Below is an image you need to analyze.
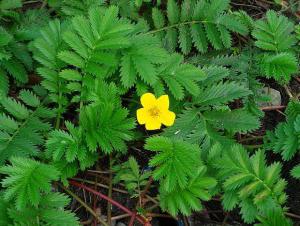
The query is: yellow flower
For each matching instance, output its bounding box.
[137,93,176,130]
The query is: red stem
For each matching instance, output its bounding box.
[129,212,137,226]
[69,180,150,225]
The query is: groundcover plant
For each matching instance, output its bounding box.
[0,0,300,225]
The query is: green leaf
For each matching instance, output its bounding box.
[59,70,82,81]
[260,52,298,83]
[0,114,18,132]
[159,166,216,216]
[58,51,85,68]
[204,109,260,133]
[0,157,60,210]
[167,0,180,24]
[0,0,22,10]
[178,25,192,54]
[1,60,28,83]
[195,82,252,106]
[0,97,29,120]
[253,10,296,52]
[19,90,40,107]
[145,136,201,192]
[152,8,165,29]
[291,165,300,179]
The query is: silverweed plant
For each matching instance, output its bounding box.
[0,0,300,225]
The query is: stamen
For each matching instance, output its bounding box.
[148,107,160,118]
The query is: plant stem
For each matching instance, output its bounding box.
[72,178,128,194]
[69,180,150,225]
[128,212,137,226]
[138,177,153,208]
[59,183,108,226]
[284,85,294,99]
[260,105,286,111]
[55,112,61,129]
[286,212,300,219]
[72,177,159,204]
[107,154,113,225]
[41,0,47,8]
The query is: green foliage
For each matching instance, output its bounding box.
[0,193,11,225]
[154,53,206,100]
[212,145,287,223]
[0,157,59,210]
[46,121,98,184]
[1,1,300,225]
[252,10,298,82]
[291,164,300,179]
[111,0,154,19]
[79,81,136,153]
[0,90,54,165]
[145,136,202,192]
[260,52,298,82]
[163,107,260,152]
[253,10,296,52]
[33,19,68,116]
[163,65,259,150]
[48,0,105,16]
[188,51,266,118]
[159,166,216,216]
[194,81,251,106]
[265,101,300,180]
[0,191,79,226]
[56,6,205,100]
[57,6,132,83]
[152,0,248,54]
[80,103,135,153]
[114,156,151,196]
[0,0,22,21]
[14,10,51,46]
[145,136,217,215]
[256,208,292,226]
[0,26,29,89]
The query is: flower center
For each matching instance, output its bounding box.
[148,107,160,118]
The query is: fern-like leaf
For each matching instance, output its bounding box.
[215,145,287,223]
[260,53,297,82]
[194,81,252,106]
[33,19,68,114]
[80,103,135,153]
[0,157,60,210]
[4,192,79,225]
[252,10,296,52]
[0,90,54,165]
[46,121,97,184]
[152,0,248,54]
[156,53,206,100]
[159,166,216,216]
[145,136,202,192]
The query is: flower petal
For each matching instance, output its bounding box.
[145,119,162,130]
[141,93,156,108]
[157,95,169,110]
[160,110,176,126]
[137,108,148,125]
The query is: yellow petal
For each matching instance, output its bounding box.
[137,108,148,125]
[141,93,156,108]
[160,110,176,126]
[157,95,169,110]
[145,119,162,130]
